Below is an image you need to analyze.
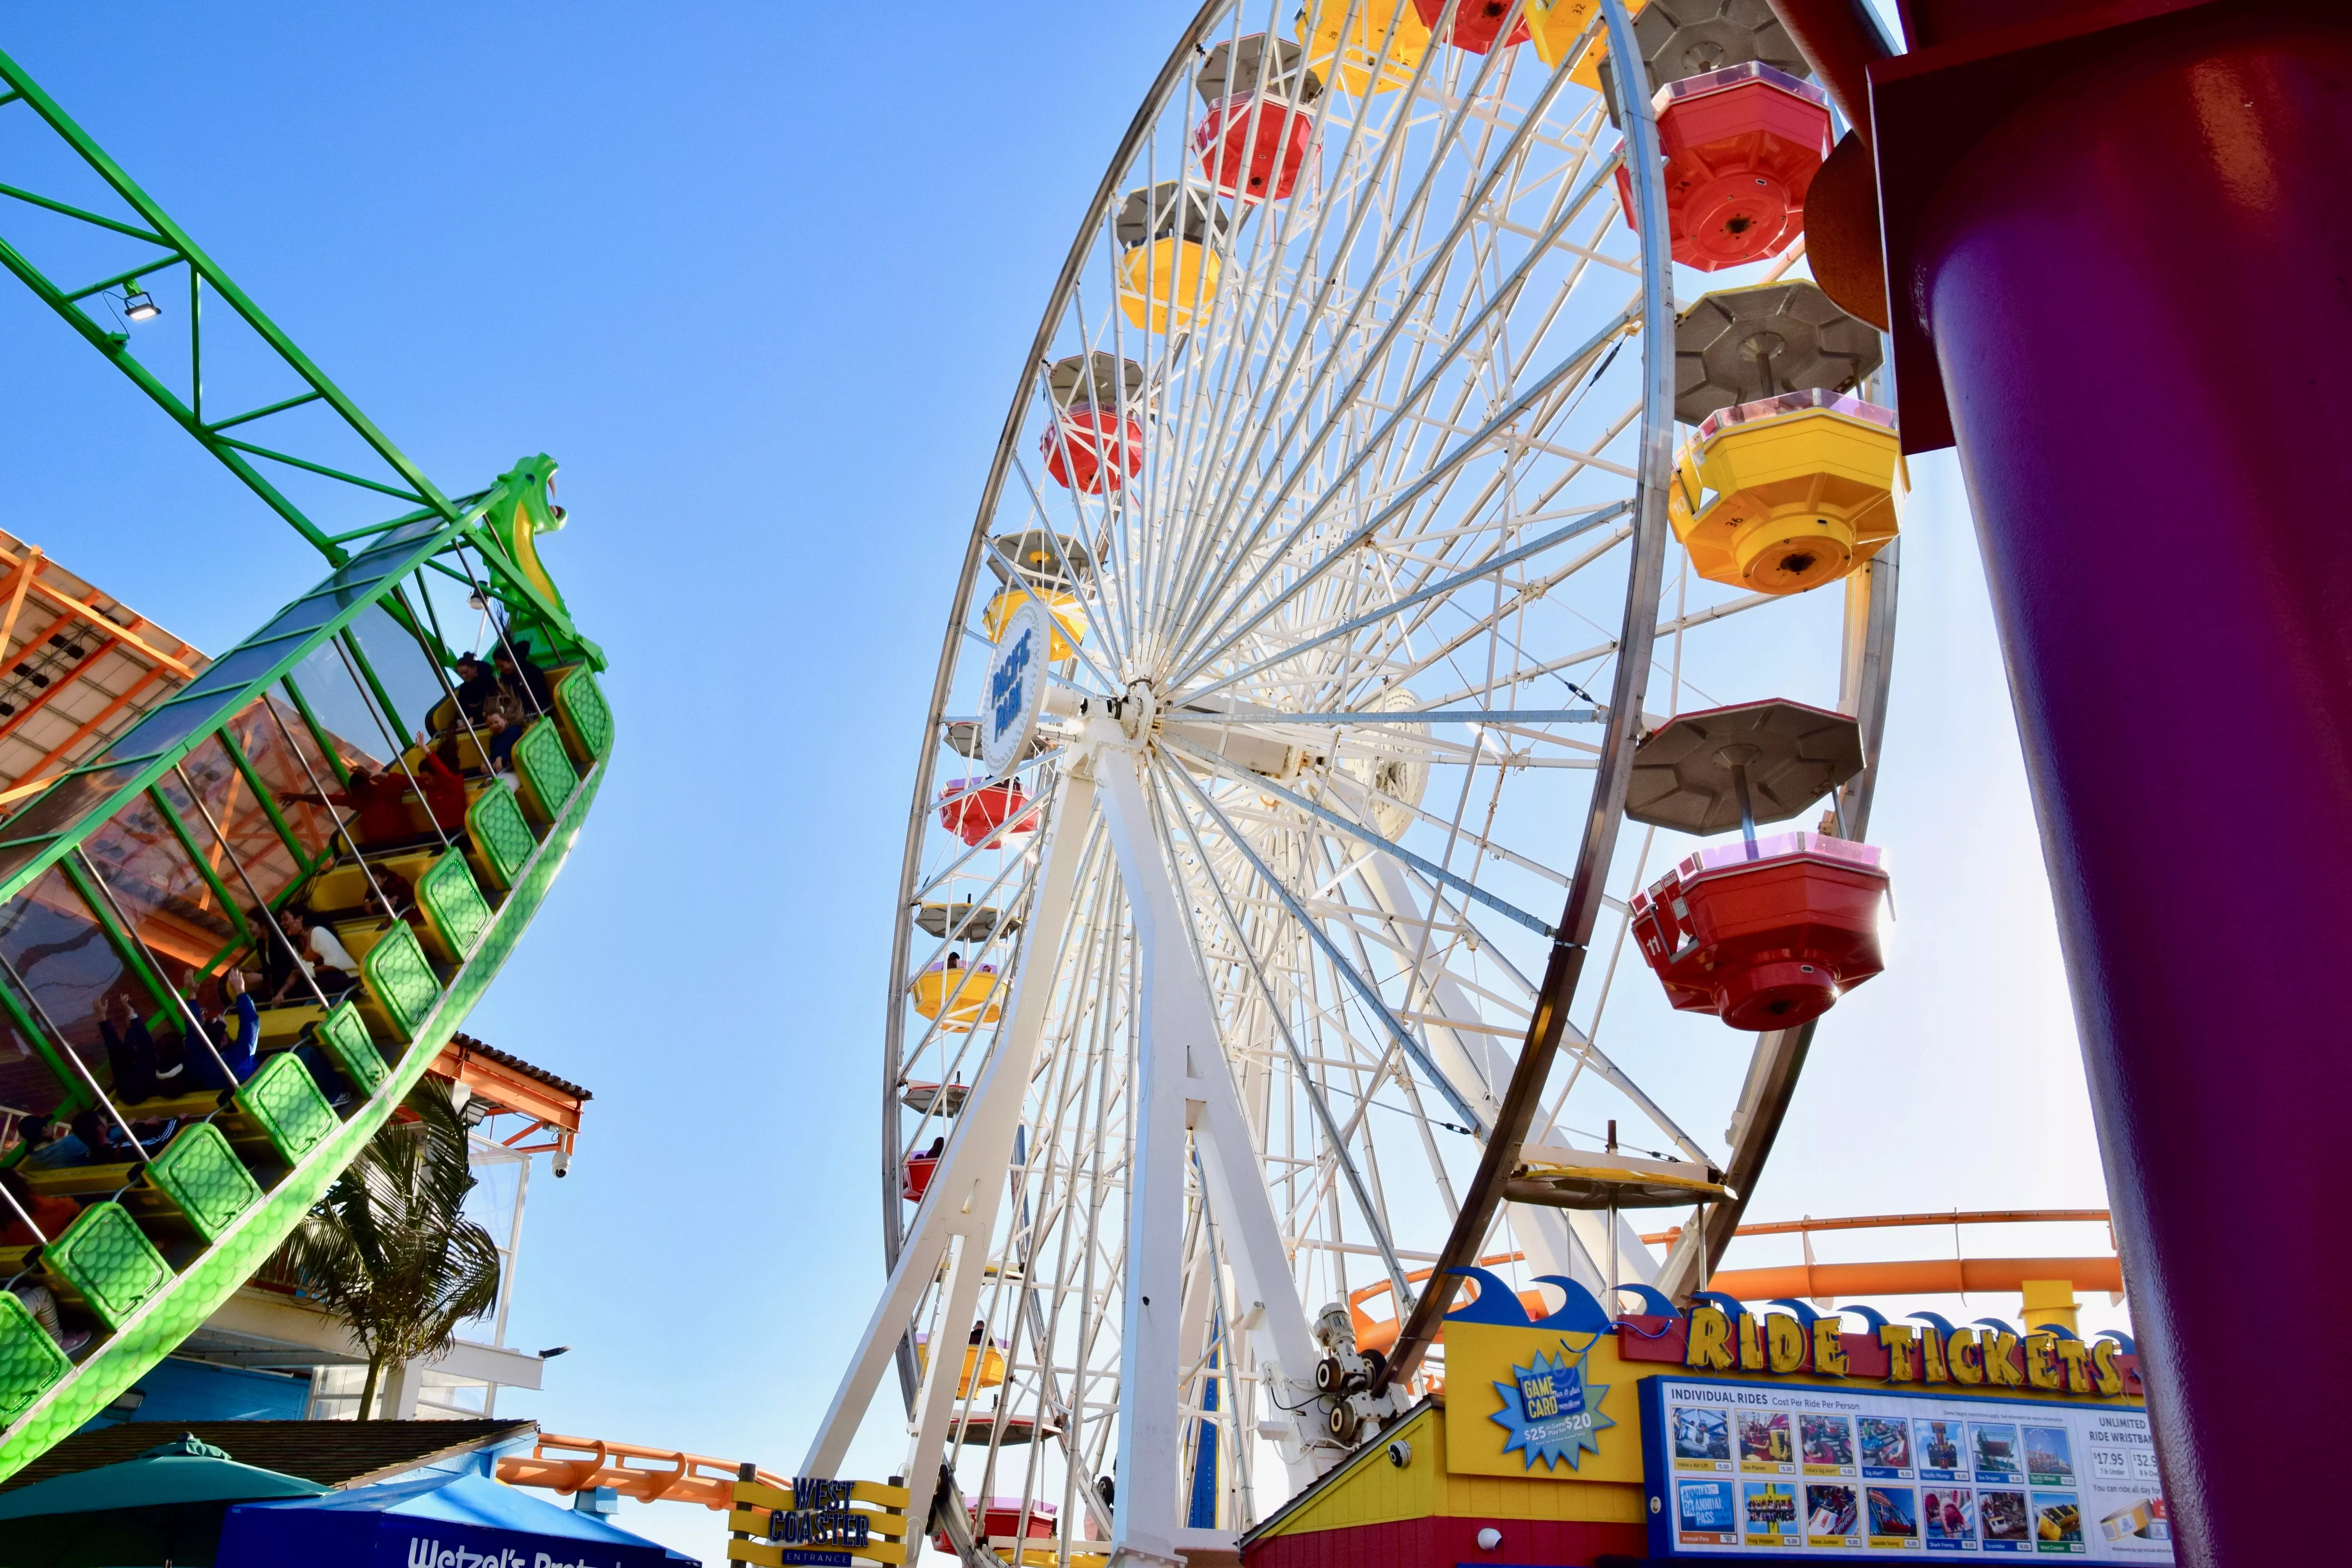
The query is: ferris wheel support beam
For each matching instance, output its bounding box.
[1087,723,1327,1563]
[804,769,1098,1548]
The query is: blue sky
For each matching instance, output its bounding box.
[0,6,2114,1559]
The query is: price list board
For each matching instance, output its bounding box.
[1641,1376,2169,1561]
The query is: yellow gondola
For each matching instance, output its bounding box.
[982,586,1087,662]
[1116,183,1228,335]
[912,962,1002,1031]
[1295,0,1431,94]
[1667,389,1902,595]
[914,1331,1009,1397]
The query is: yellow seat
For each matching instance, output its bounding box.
[1667,391,1902,595]
[112,1088,232,1122]
[1296,0,1430,94]
[305,861,372,913]
[982,588,1087,662]
[256,1004,325,1048]
[333,918,393,964]
[21,1162,140,1199]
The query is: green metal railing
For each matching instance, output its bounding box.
[0,51,611,1474]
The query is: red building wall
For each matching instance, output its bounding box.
[1245,1513,1647,1568]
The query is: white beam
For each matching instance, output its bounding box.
[802,768,1099,1559]
[1095,726,1330,1566]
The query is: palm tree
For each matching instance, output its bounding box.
[283,1077,502,1420]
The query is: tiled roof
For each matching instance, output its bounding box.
[0,1417,537,1492]
[446,1034,591,1102]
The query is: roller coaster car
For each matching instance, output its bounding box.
[1115,183,1230,335]
[1631,831,1887,1028]
[938,777,1034,849]
[911,961,1002,1032]
[1194,36,1323,203]
[1414,0,1531,54]
[1613,64,1830,270]
[1668,388,1901,596]
[1295,0,1432,96]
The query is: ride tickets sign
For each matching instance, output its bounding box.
[1640,1376,2172,1561]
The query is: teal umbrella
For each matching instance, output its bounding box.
[0,1433,327,1567]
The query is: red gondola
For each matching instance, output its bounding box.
[939,777,1034,849]
[1191,34,1323,203]
[1414,0,1532,53]
[902,1154,938,1202]
[1194,95,1319,202]
[1622,699,1891,1030]
[1042,403,1144,494]
[936,1498,1057,1558]
[1630,830,1889,1029]
[1612,63,1831,270]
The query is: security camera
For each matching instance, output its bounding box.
[551,1149,571,1178]
[1386,1439,1411,1469]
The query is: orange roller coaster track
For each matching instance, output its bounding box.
[1642,1209,2123,1304]
[495,1434,789,1511]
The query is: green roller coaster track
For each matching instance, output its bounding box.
[0,48,608,1476]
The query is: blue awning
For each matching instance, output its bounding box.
[218,1469,698,1568]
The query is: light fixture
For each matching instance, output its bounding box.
[539,1345,571,1359]
[122,280,160,322]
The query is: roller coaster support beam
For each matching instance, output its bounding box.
[802,769,1096,1557]
[1771,2,2352,1562]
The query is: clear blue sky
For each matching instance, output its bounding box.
[0,6,2114,1561]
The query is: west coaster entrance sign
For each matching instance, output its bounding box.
[727,1477,910,1568]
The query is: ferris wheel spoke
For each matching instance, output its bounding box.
[1168,319,1635,691]
[1163,132,1627,646]
[1161,760,1421,1307]
[1165,759,1488,1144]
[1181,496,1628,705]
[1163,731,1557,945]
[1156,48,1579,642]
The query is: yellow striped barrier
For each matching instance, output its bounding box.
[728,1474,912,1568]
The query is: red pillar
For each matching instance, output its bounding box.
[1869,5,2352,1562]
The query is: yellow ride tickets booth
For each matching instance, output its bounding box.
[1239,1269,2167,1568]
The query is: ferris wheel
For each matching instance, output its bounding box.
[808,1,1900,1561]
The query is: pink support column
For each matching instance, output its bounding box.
[1869,5,2352,1562]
